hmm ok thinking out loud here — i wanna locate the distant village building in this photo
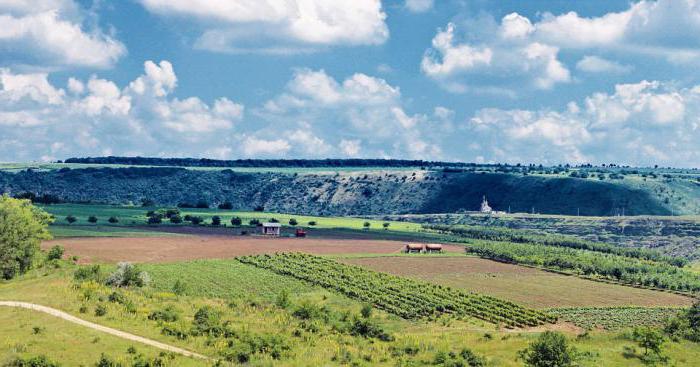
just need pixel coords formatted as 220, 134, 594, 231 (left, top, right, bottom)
480, 196, 492, 213
261, 222, 281, 236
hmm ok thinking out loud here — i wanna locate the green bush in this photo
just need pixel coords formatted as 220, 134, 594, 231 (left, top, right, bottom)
230, 217, 242, 226
5, 355, 61, 367
107, 216, 119, 223
65, 215, 77, 224
74, 265, 104, 283
288, 218, 298, 226
519, 331, 575, 367
0, 195, 52, 279
106, 262, 149, 287
211, 216, 222, 226
148, 305, 180, 322
87, 216, 98, 223
169, 215, 182, 224
46, 245, 64, 261
95, 304, 107, 317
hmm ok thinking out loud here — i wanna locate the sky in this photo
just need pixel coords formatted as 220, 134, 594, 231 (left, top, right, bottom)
1, 0, 700, 168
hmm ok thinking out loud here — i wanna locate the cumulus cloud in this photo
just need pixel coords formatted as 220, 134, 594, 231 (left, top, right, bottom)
463, 80, 700, 167
257, 69, 442, 159
421, 21, 569, 91
405, 0, 433, 13
137, 0, 388, 53
0, 60, 244, 161
576, 56, 632, 74
0, 0, 125, 68
423, 0, 700, 93
242, 137, 291, 156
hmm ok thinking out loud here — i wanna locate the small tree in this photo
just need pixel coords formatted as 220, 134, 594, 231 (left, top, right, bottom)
382, 222, 390, 230
107, 216, 119, 223
0, 195, 53, 279
269, 218, 279, 223
363, 222, 371, 230
65, 215, 77, 224
308, 221, 317, 226
289, 218, 298, 226
169, 215, 183, 224
147, 216, 162, 225
88, 215, 98, 223
190, 216, 203, 225
106, 262, 149, 287
249, 219, 261, 226
520, 331, 575, 367
218, 201, 234, 210
230, 217, 242, 226
211, 216, 222, 226
47, 245, 64, 261
632, 327, 665, 358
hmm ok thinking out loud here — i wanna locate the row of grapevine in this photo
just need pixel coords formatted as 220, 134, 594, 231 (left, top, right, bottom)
424, 224, 686, 267
463, 240, 700, 293
237, 253, 556, 328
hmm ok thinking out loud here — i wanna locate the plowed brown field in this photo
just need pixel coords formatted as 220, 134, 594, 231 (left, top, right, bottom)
42, 235, 463, 263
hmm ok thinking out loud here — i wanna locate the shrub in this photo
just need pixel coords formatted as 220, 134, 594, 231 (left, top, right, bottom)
249, 219, 261, 226
382, 222, 390, 230
94, 354, 118, 367
169, 215, 182, 224
211, 216, 222, 226
65, 215, 77, 224
108, 291, 127, 304
308, 221, 317, 226
520, 331, 575, 367
191, 306, 224, 336
107, 216, 119, 224
363, 222, 371, 229
94, 304, 107, 317
74, 265, 104, 283
275, 290, 291, 309
5, 355, 61, 367
46, 245, 64, 261
106, 262, 150, 288
360, 304, 373, 319
190, 216, 203, 225
218, 201, 234, 210
632, 327, 665, 358
87, 216, 98, 223
147, 216, 162, 225
254, 205, 264, 212
172, 279, 187, 295
289, 218, 298, 226
269, 218, 279, 223
195, 200, 210, 209
230, 217, 242, 226
148, 305, 179, 322
350, 317, 393, 341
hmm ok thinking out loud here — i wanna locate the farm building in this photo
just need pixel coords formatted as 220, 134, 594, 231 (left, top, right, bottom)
404, 243, 443, 253
425, 243, 442, 253
261, 222, 281, 236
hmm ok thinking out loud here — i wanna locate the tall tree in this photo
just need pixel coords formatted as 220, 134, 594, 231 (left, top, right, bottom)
0, 195, 53, 279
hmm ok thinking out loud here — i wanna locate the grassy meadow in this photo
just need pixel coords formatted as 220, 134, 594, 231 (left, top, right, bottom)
3, 260, 700, 366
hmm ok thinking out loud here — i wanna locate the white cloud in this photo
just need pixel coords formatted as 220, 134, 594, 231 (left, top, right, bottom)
576, 56, 632, 74
424, 0, 700, 93
138, 0, 388, 53
242, 137, 291, 156
0, 60, 245, 161
405, 0, 433, 13
464, 80, 700, 166
0, 1, 125, 68
339, 139, 361, 157
258, 69, 442, 159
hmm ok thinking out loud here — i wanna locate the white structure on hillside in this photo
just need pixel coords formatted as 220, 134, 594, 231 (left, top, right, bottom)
480, 195, 492, 213
261, 222, 281, 236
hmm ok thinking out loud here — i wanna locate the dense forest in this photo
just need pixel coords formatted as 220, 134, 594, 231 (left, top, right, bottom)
64, 156, 474, 168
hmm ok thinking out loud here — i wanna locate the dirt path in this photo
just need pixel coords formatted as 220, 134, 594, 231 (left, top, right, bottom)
0, 301, 208, 360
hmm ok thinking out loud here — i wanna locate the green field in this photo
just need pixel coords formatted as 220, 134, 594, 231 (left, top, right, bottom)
41, 203, 423, 233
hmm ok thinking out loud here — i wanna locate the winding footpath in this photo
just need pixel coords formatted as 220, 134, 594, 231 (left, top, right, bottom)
0, 301, 208, 360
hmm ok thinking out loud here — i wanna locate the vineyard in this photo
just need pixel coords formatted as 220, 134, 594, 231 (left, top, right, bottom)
462, 240, 700, 293
236, 253, 556, 328
549, 307, 683, 330
425, 224, 686, 266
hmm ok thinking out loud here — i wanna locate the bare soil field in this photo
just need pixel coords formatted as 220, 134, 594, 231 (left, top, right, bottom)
42, 235, 463, 263
343, 257, 695, 309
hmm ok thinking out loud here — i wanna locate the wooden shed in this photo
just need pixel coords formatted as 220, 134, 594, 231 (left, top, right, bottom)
261, 222, 281, 236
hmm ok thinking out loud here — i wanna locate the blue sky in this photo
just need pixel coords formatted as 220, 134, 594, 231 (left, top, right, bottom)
1, 0, 700, 167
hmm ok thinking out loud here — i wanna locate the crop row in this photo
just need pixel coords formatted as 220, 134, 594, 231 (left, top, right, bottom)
237, 253, 556, 328
462, 240, 700, 293
425, 224, 686, 267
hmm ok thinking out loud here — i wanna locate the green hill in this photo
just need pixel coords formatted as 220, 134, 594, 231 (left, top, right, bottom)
0, 166, 698, 216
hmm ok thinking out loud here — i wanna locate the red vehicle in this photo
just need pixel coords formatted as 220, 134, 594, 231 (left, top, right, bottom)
295, 228, 307, 238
